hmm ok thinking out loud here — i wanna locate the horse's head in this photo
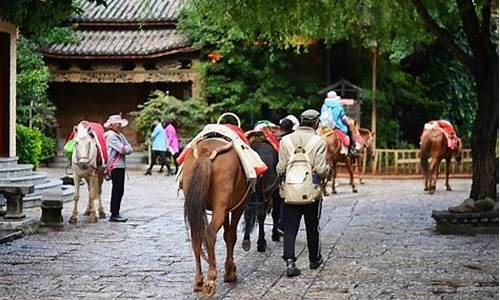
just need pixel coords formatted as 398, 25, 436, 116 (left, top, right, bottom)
347, 119, 363, 151
73, 124, 94, 169
359, 128, 375, 155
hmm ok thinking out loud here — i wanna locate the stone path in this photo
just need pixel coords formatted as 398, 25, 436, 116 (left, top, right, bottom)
0, 170, 497, 299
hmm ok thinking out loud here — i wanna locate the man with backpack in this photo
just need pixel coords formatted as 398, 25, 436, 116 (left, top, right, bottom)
277, 109, 330, 277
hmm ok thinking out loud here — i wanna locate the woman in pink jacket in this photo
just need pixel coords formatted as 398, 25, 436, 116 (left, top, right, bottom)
163, 120, 181, 175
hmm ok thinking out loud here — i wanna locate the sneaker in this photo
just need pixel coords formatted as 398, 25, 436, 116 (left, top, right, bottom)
109, 215, 128, 222
309, 257, 324, 270
286, 259, 301, 277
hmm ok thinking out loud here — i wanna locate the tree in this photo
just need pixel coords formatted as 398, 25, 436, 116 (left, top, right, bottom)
187, 0, 498, 201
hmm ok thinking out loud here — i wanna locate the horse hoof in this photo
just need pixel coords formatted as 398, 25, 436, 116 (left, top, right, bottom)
424, 187, 429, 191
241, 240, 251, 252
257, 241, 267, 253
446, 187, 452, 191
352, 189, 358, 193
332, 190, 337, 194
193, 279, 204, 292
429, 190, 435, 195
99, 211, 106, 219
202, 280, 216, 296
224, 272, 237, 283
323, 192, 329, 197
271, 233, 280, 242
68, 217, 77, 224
89, 216, 98, 223
83, 210, 91, 216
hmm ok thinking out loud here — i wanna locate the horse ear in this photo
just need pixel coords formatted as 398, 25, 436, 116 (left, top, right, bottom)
73, 125, 77, 132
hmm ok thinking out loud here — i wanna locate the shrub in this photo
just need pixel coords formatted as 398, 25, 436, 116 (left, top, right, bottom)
131, 91, 215, 141
16, 125, 42, 168
16, 125, 56, 168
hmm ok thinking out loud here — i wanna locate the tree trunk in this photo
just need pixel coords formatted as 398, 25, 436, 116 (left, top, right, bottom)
469, 56, 499, 200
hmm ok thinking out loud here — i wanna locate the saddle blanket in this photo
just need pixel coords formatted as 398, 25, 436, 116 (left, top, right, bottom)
423, 120, 461, 151
317, 127, 350, 146
177, 124, 268, 181
245, 128, 280, 151
67, 121, 108, 164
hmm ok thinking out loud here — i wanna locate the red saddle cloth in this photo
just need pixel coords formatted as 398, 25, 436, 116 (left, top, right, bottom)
244, 128, 280, 151
176, 124, 250, 165
424, 120, 461, 151
68, 121, 108, 164
334, 129, 350, 147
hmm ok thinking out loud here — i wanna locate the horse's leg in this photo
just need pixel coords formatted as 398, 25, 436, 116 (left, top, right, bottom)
241, 201, 254, 252
193, 246, 204, 292
97, 175, 106, 218
331, 163, 337, 194
445, 158, 452, 191
83, 176, 92, 216
429, 158, 439, 194
69, 174, 80, 224
203, 208, 225, 296
224, 207, 244, 283
256, 201, 267, 252
87, 176, 98, 223
357, 155, 363, 184
347, 158, 357, 193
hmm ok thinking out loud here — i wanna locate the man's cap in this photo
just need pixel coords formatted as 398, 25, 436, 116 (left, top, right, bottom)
300, 109, 320, 122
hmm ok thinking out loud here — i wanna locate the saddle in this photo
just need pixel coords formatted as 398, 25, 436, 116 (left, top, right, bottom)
245, 128, 280, 151
423, 120, 461, 151
176, 124, 268, 180
317, 127, 350, 146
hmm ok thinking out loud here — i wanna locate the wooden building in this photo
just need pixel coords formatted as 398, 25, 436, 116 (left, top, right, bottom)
42, 0, 201, 148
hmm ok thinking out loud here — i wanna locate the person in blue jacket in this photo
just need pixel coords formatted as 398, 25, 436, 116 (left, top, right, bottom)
144, 118, 170, 175
319, 91, 356, 155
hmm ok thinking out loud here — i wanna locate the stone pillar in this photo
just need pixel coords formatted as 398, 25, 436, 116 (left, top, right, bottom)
0, 184, 34, 219
40, 190, 65, 228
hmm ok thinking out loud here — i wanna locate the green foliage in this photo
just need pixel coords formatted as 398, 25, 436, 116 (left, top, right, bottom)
179, 4, 323, 128
0, 0, 106, 35
131, 91, 213, 140
16, 125, 42, 168
16, 125, 57, 168
16, 36, 58, 135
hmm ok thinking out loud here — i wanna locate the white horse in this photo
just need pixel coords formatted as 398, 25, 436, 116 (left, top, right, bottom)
69, 123, 106, 224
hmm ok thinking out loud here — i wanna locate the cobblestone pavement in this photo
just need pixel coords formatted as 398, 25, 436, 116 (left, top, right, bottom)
0, 170, 497, 299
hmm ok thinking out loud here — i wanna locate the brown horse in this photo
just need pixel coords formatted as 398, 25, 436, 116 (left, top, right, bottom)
355, 128, 375, 184
420, 128, 462, 194
320, 120, 360, 195
182, 138, 249, 296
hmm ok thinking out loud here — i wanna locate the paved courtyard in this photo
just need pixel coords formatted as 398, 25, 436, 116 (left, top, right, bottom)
0, 170, 497, 299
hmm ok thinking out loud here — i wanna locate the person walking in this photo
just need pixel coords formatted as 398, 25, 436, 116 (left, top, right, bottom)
164, 119, 180, 175
276, 109, 330, 277
145, 118, 169, 175
104, 114, 133, 222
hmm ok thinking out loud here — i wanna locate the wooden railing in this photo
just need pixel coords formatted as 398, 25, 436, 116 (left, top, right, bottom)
368, 148, 472, 175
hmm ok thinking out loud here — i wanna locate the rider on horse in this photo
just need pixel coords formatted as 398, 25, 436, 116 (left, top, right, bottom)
319, 91, 356, 155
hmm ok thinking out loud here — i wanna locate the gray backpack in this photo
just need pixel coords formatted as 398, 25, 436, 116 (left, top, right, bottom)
281, 135, 322, 205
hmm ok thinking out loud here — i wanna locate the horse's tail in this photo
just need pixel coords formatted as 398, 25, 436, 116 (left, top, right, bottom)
420, 138, 430, 180
184, 152, 211, 261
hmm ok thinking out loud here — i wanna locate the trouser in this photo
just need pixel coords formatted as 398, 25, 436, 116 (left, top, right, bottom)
110, 168, 125, 217
282, 199, 322, 263
147, 150, 169, 173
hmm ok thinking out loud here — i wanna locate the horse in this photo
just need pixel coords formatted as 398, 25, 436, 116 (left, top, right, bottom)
355, 128, 375, 184
241, 142, 281, 253
420, 128, 462, 194
182, 138, 250, 296
320, 119, 360, 195
69, 123, 106, 224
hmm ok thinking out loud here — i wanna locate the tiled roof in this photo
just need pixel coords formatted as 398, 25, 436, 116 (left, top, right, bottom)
43, 29, 192, 58
71, 0, 184, 23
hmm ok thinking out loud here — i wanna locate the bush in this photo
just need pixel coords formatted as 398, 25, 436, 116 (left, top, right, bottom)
131, 91, 214, 141
16, 125, 57, 168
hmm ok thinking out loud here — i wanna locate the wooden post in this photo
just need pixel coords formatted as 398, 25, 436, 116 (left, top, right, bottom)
371, 45, 378, 149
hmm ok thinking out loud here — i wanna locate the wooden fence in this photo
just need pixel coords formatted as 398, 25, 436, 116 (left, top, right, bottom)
368, 148, 472, 175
